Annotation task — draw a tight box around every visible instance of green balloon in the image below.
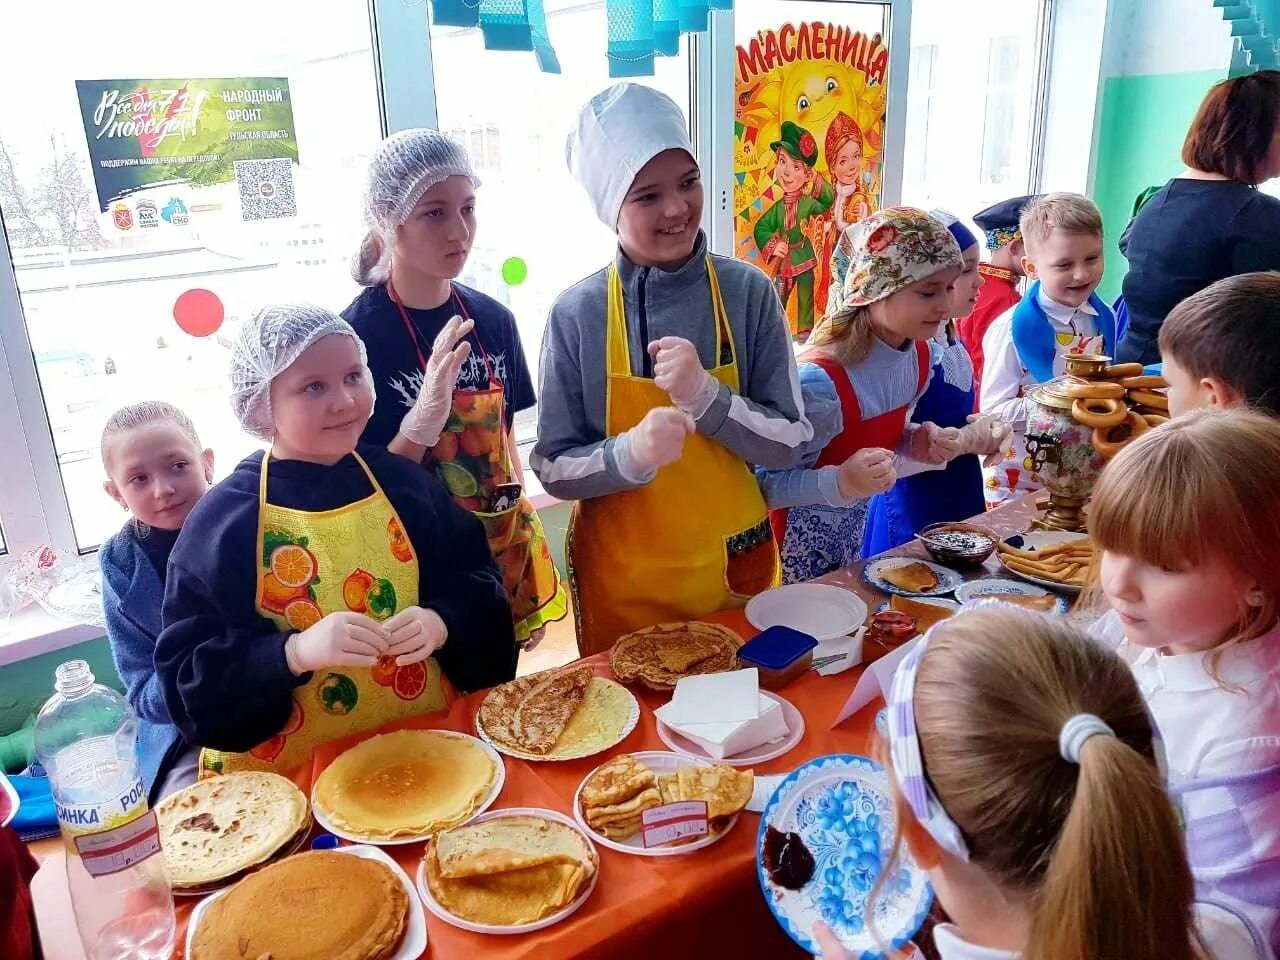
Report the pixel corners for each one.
[501,256,528,286]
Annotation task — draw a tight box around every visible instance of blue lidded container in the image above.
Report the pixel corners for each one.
[736,626,819,689]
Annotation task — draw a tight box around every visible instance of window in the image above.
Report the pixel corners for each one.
[901,0,1048,227]
[0,0,384,553]
[429,0,692,443]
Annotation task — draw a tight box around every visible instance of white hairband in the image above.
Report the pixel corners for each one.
[1059,713,1115,764]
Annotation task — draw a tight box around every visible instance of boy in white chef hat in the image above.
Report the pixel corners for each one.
[531,83,813,654]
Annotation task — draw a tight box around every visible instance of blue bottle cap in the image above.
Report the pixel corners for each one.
[311,833,340,850]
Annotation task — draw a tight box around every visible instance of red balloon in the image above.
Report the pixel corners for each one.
[173,289,224,338]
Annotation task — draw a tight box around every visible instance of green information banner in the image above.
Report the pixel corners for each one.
[75,77,299,213]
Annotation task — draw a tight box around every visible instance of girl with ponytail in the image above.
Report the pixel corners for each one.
[817,604,1253,959]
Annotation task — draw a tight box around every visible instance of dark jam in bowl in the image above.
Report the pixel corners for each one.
[763,825,815,890]
[922,531,993,554]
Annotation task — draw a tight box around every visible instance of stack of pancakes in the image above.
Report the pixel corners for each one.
[155,772,310,893]
[609,622,743,691]
[579,755,755,842]
[190,850,407,960]
[423,815,598,926]
[313,730,498,840]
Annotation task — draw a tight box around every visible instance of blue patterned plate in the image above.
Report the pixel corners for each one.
[862,557,962,598]
[757,754,932,957]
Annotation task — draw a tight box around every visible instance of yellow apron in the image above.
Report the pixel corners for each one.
[567,258,780,655]
[200,452,450,777]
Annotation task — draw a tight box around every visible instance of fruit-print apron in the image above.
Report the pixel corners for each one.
[771,345,930,584]
[390,283,567,644]
[199,451,450,777]
[567,258,779,655]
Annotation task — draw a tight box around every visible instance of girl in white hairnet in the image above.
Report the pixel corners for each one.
[533,83,813,654]
[155,305,516,777]
[344,130,566,651]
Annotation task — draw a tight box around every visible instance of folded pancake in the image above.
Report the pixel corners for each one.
[583,787,662,827]
[889,594,956,634]
[656,772,679,805]
[881,562,939,593]
[610,622,743,690]
[424,829,595,925]
[511,663,595,754]
[991,593,1059,612]
[580,754,655,808]
[190,851,407,960]
[434,815,594,879]
[675,765,754,819]
[156,772,308,889]
[550,678,634,756]
[313,730,496,839]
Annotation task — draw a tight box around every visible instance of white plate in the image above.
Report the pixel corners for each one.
[655,691,806,767]
[758,754,932,955]
[954,578,1069,614]
[746,583,869,641]
[474,678,641,762]
[997,531,1090,596]
[415,807,599,935]
[573,751,739,856]
[311,730,505,846]
[863,556,962,597]
[185,844,426,959]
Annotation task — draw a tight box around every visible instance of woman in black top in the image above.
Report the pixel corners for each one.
[1118,70,1280,365]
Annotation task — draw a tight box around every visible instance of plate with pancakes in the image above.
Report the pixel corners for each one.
[186,845,425,960]
[609,621,745,691]
[475,663,640,761]
[863,556,961,598]
[417,807,599,934]
[312,729,503,845]
[574,751,754,856]
[156,772,312,896]
[996,531,1092,595]
[955,578,1068,613]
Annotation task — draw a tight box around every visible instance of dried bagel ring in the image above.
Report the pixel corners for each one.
[1072,397,1128,428]
[1128,389,1169,411]
[1102,362,1144,379]
[1066,380,1126,400]
[1120,375,1168,390]
[1092,410,1149,458]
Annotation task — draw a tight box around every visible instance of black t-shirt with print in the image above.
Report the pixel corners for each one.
[344,282,536,446]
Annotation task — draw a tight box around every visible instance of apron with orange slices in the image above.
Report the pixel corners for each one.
[198,451,451,777]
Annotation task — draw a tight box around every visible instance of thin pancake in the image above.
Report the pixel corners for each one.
[313,730,496,839]
[511,663,595,754]
[675,764,754,819]
[434,816,594,879]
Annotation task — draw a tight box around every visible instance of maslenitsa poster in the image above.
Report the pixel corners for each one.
[735,24,888,340]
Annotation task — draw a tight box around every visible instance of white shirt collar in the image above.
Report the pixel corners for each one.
[1035,284,1098,323]
[1128,621,1280,693]
[934,924,1020,960]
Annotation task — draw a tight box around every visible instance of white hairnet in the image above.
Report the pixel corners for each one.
[352,129,481,286]
[230,304,369,440]
[567,83,694,229]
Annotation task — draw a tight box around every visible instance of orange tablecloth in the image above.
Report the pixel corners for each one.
[32,496,1045,960]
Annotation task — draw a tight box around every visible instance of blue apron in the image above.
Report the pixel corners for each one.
[862,335,984,557]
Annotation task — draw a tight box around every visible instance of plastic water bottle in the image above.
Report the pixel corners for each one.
[33,660,175,960]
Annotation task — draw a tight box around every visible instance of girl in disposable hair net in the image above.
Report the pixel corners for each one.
[817,603,1245,960]
[344,129,566,650]
[155,304,516,777]
[533,83,813,654]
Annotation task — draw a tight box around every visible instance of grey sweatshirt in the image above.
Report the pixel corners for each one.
[532,233,813,501]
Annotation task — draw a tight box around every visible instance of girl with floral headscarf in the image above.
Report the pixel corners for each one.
[759,208,1009,582]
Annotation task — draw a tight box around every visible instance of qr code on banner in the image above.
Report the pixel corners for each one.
[234,158,297,221]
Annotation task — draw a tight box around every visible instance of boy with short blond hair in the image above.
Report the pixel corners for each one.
[979,192,1117,504]
[1159,271,1280,418]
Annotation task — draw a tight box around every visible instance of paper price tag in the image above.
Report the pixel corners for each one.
[641,801,709,848]
[73,809,161,877]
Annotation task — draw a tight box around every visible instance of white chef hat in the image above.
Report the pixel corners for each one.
[352,129,481,286]
[566,83,695,230]
[230,304,369,440]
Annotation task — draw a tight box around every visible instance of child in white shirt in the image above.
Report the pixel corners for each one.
[1091,407,1280,959]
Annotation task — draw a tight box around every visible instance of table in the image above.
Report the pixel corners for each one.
[30,495,1045,960]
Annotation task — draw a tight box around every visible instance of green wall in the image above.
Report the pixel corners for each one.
[1093,68,1226,302]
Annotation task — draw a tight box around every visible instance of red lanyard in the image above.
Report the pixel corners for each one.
[387,280,495,385]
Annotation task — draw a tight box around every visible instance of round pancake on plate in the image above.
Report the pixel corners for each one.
[190,850,407,960]
[313,730,498,840]
[156,772,308,889]
[609,622,743,691]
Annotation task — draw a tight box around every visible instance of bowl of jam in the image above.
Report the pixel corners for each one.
[916,522,997,568]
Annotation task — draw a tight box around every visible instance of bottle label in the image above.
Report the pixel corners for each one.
[57,778,148,839]
[73,809,162,877]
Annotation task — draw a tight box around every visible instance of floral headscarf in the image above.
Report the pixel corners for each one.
[827,207,963,313]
